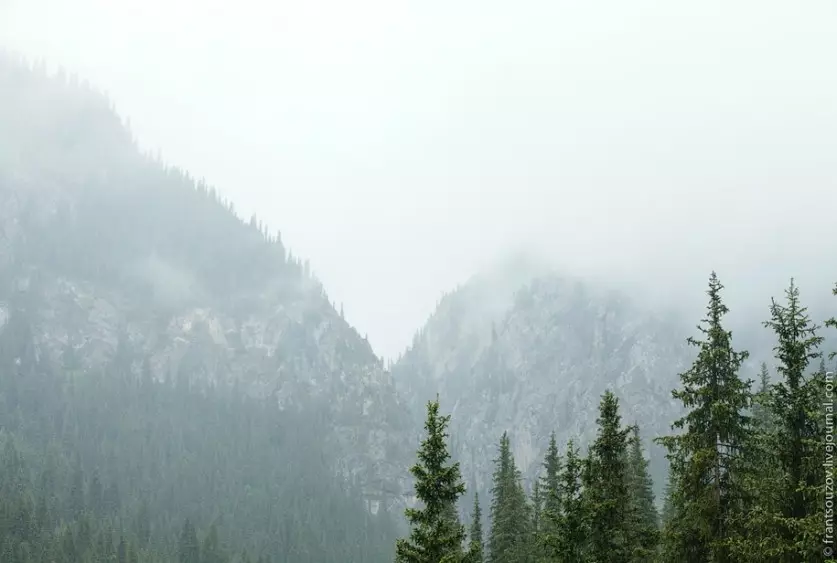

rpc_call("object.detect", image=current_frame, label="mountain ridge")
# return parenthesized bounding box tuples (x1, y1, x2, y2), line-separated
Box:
(0, 54, 413, 515)
(5, 52, 832, 538)
(392, 269, 695, 508)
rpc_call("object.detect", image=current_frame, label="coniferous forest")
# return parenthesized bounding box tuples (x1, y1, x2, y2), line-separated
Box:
(0, 305, 398, 563)
(4, 270, 833, 563)
(0, 56, 835, 563)
(394, 274, 837, 563)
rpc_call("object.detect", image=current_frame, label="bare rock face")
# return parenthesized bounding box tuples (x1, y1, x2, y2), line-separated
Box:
(393, 268, 692, 509)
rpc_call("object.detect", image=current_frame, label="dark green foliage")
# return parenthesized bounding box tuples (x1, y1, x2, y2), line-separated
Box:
(1, 55, 398, 562)
(539, 433, 561, 540)
(0, 312, 398, 563)
(625, 426, 659, 562)
(395, 397, 473, 563)
(529, 480, 543, 553)
(751, 362, 776, 434)
(6, 56, 837, 561)
(469, 493, 484, 563)
(540, 439, 585, 563)
(656, 272, 752, 562)
(582, 391, 632, 562)
(487, 432, 532, 563)
(734, 280, 826, 562)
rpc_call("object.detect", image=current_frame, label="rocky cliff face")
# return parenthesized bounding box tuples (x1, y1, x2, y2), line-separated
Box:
(393, 267, 693, 506)
(0, 56, 412, 513)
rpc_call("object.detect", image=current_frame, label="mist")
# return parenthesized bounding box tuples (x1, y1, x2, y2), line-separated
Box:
(2, 0, 835, 359)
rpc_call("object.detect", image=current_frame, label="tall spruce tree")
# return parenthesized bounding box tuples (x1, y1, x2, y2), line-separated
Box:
(751, 363, 774, 433)
(529, 480, 545, 561)
(530, 480, 542, 537)
(582, 390, 631, 563)
(541, 439, 586, 563)
(395, 397, 474, 563)
(752, 279, 825, 562)
(726, 360, 785, 563)
(469, 493, 484, 563)
(488, 432, 531, 563)
(625, 425, 659, 562)
(658, 465, 676, 529)
(656, 272, 752, 562)
(539, 432, 561, 539)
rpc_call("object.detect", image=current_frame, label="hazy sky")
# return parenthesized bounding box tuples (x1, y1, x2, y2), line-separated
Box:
(2, 0, 836, 359)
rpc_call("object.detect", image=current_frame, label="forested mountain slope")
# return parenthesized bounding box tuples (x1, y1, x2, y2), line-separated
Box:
(393, 267, 695, 506)
(0, 54, 409, 561)
(392, 259, 836, 539)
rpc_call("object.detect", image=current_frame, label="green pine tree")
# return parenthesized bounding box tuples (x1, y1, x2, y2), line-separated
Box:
(751, 362, 775, 433)
(748, 279, 825, 562)
(488, 432, 532, 563)
(624, 425, 659, 562)
(582, 391, 631, 563)
(469, 492, 484, 563)
(539, 432, 561, 541)
(530, 479, 544, 561)
(541, 438, 586, 563)
(655, 465, 705, 563)
(531, 480, 542, 536)
(395, 397, 473, 563)
(656, 272, 752, 562)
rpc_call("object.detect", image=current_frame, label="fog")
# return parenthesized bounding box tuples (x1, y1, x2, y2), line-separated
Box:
(2, 0, 835, 359)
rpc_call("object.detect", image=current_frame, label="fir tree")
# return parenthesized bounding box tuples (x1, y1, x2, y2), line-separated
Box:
(539, 432, 561, 539)
(583, 390, 631, 563)
(541, 439, 586, 563)
(529, 479, 544, 560)
(656, 466, 704, 563)
(624, 425, 659, 561)
(751, 362, 774, 433)
(752, 279, 825, 562)
(395, 397, 473, 563)
(488, 432, 532, 563)
(659, 466, 677, 530)
(656, 272, 752, 562)
(469, 492, 484, 563)
(530, 480, 542, 535)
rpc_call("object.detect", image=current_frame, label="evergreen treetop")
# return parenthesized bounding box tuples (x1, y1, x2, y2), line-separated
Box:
(395, 397, 474, 563)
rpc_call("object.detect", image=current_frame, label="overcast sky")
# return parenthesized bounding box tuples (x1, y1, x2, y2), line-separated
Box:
(2, 0, 835, 359)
